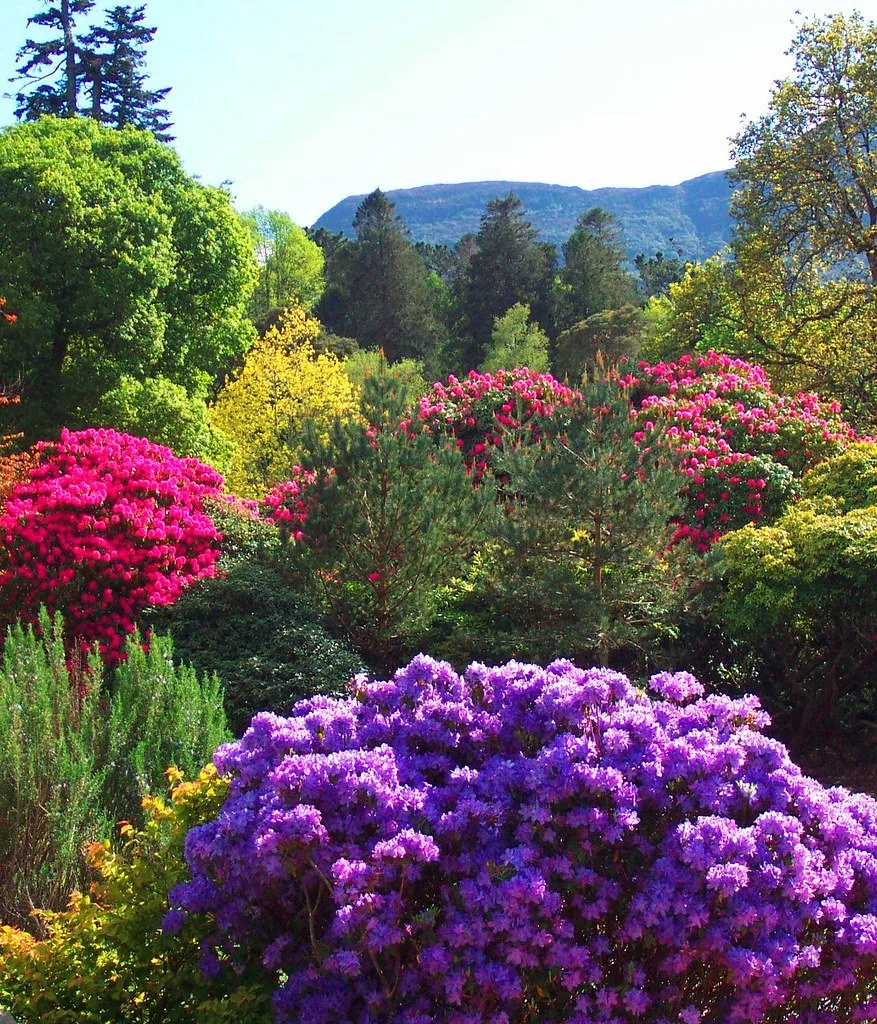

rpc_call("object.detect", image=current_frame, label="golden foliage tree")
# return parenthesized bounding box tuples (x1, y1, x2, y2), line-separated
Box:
(211, 306, 357, 498)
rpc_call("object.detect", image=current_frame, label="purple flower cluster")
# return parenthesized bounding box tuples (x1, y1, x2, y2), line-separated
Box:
(169, 656, 877, 1023)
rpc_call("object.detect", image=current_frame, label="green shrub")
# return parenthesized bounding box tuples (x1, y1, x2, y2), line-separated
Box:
(0, 612, 228, 931)
(0, 765, 272, 1023)
(0, 615, 109, 931)
(145, 562, 364, 734)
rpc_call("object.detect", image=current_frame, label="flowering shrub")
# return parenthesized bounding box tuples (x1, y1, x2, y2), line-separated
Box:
(0, 429, 224, 661)
(171, 656, 877, 1023)
(260, 469, 316, 542)
(416, 367, 579, 479)
(0, 764, 272, 1023)
(626, 351, 860, 549)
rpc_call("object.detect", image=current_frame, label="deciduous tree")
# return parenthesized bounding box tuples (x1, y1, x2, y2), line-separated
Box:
(0, 117, 257, 438)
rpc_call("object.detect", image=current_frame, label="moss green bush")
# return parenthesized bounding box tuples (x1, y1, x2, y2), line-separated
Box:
(146, 562, 364, 734)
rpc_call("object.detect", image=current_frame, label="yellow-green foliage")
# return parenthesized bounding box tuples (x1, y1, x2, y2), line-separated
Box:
(343, 349, 429, 407)
(211, 304, 357, 497)
(715, 454, 877, 641)
(482, 302, 550, 373)
(0, 764, 272, 1024)
(802, 442, 877, 510)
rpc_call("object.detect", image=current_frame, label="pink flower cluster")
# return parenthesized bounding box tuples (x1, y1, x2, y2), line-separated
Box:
(415, 368, 579, 479)
(260, 469, 318, 542)
(0, 429, 224, 661)
(627, 352, 860, 550)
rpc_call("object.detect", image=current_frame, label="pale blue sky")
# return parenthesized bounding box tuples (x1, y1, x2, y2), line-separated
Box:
(0, 0, 851, 225)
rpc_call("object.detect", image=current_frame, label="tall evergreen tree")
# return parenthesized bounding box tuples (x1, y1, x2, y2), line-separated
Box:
(322, 190, 439, 362)
(462, 194, 555, 367)
(78, 5, 173, 140)
(11, 0, 94, 120)
(555, 208, 639, 332)
(11, 2, 172, 140)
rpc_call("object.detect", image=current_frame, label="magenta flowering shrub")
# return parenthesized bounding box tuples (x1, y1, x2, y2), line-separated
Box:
(260, 469, 316, 541)
(169, 656, 877, 1023)
(626, 352, 860, 549)
(415, 368, 579, 479)
(0, 428, 223, 661)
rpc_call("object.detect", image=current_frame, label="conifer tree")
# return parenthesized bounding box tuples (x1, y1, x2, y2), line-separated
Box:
(78, 5, 173, 140)
(289, 369, 495, 668)
(11, 0, 94, 119)
(462, 194, 555, 367)
(554, 207, 639, 332)
(492, 370, 681, 665)
(11, 1, 172, 140)
(322, 190, 439, 362)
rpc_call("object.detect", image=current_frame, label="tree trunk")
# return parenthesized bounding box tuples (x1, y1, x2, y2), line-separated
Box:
(61, 0, 78, 116)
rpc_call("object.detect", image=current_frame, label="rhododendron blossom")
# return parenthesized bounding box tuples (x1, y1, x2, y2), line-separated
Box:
(416, 367, 579, 479)
(628, 352, 860, 549)
(0, 429, 223, 661)
(170, 656, 877, 1023)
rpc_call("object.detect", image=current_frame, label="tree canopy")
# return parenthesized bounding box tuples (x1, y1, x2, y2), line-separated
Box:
(319, 189, 440, 362)
(555, 207, 639, 332)
(462, 194, 555, 367)
(0, 116, 257, 438)
(243, 207, 326, 330)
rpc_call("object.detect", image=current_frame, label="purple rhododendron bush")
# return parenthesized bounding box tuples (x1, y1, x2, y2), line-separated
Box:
(168, 656, 877, 1024)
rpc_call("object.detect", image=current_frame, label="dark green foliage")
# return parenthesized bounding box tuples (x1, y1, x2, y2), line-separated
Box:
(77, 5, 173, 140)
(553, 305, 646, 382)
(289, 371, 495, 670)
(11, 0, 94, 119)
(424, 374, 682, 670)
(146, 563, 364, 736)
(12, 1, 172, 138)
(462, 194, 555, 366)
(0, 612, 228, 931)
(554, 208, 640, 332)
(635, 247, 687, 297)
(318, 189, 441, 362)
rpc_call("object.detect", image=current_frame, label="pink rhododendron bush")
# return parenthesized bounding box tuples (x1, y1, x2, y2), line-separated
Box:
(0, 428, 224, 661)
(169, 656, 877, 1024)
(409, 360, 860, 552)
(628, 352, 860, 549)
(415, 367, 579, 479)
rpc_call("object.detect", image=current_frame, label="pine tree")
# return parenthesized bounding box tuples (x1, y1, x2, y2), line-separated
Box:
(324, 190, 440, 362)
(11, 0, 94, 120)
(11, 2, 172, 141)
(78, 5, 173, 140)
(462, 194, 555, 367)
(290, 369, 495, 668)
(554, 208, 639, 332)
(492, 370, 682, 666)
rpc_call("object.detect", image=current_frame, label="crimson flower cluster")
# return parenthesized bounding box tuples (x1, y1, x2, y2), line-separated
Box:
(415, 368, 579, 479)
(260, 469, 316, 542)
(170, 656, 877, 1023)
(627, 352, 860, 549)
(0, 428, 223, 661)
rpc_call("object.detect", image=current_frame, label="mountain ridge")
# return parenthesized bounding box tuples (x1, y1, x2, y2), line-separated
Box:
(314, 170, 734, 263)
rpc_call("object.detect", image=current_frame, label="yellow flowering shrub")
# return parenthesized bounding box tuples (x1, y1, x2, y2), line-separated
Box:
(0, 764, 272, 1023)
(211, 305, 357, 497)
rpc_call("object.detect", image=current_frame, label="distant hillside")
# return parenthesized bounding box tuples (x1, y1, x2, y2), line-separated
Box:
(314, 171, 733, 263)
